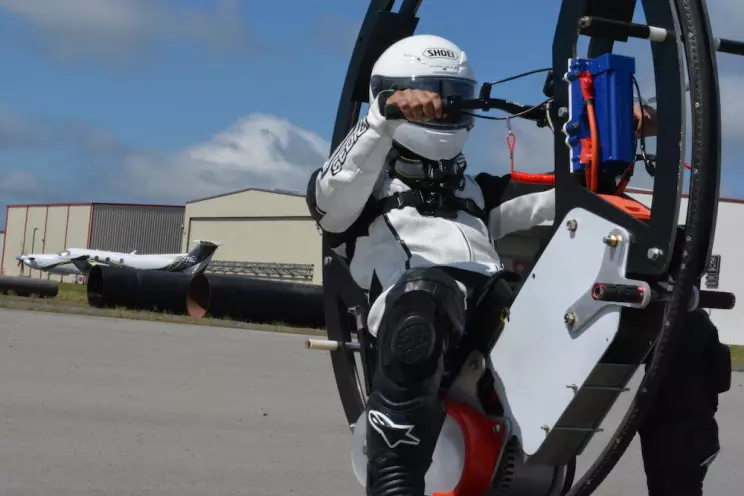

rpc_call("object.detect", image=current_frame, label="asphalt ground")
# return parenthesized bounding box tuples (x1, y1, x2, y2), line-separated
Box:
(0, 308, 741, 495)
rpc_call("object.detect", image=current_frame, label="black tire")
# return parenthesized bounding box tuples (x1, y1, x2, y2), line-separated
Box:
(564, 0, 721, 494)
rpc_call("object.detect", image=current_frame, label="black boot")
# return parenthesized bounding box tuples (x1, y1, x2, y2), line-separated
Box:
(365, 299, 451, 496)
(365, 389, 446, 496)
(364, 267, 467, 496)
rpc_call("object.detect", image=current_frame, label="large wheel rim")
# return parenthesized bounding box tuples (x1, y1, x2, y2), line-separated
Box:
(320, 0, 723, 493)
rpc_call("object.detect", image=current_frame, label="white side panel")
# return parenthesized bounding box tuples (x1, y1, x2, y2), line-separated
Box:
(489, 208, 629, 456)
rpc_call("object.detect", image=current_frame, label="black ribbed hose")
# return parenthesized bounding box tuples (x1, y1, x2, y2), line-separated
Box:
(369, 462, 425, 496)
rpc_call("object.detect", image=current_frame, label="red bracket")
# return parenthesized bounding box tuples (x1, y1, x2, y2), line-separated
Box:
(433, 400, 509, 496)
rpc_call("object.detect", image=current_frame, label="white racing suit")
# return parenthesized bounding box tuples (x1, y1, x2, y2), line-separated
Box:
(307, 99, 555, 336)
(306, 98, 554, 496)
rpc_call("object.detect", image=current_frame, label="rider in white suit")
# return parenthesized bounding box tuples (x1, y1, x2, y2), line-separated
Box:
(306, 34, 554, 496)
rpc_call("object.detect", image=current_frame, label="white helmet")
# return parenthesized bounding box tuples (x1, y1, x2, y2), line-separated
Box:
(369, 34, 477, 161)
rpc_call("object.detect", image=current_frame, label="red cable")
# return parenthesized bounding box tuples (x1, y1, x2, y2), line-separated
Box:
(586, 102, 600, 192)
(578, 72, 600, 193)
(512, 171, 557, 185)
(506, 121, 556, 185)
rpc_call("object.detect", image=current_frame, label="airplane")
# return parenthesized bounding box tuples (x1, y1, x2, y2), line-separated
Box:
(16, 240, 221, 276)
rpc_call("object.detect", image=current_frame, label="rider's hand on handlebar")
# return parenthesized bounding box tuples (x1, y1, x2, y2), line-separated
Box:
(634, 103, 658, 138)
(386, 89, 444, 122)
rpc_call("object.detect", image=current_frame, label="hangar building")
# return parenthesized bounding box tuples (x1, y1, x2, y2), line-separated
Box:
(1, 202, 184, 281)
(182, 188, 321, 284)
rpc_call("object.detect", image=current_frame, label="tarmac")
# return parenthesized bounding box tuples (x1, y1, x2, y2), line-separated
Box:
(0, 308, 740, 495)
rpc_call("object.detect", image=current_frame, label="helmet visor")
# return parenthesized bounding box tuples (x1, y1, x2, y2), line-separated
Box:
(370, 75, 476, 130)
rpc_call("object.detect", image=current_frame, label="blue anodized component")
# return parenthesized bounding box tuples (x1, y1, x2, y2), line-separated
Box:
(563, 53, 637, 179)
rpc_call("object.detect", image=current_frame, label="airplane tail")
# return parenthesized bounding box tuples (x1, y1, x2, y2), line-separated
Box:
(162, 240, 222, 274)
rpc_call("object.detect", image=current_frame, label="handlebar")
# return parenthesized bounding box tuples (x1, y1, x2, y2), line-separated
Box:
(383, 95, 550, 125)
(716, 37, 744, 56)
(383, 103, 406, 120)
(653, 285, 736, 311)
(698, 289, 736, 310)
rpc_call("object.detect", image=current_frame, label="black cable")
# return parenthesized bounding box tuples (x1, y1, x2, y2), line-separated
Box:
(486, 67, 552, 86)
(632, 75, 655, 177)
(471, 66, 555, 126)
(616, 77, 647, 189)
(462, 97, 554, 121)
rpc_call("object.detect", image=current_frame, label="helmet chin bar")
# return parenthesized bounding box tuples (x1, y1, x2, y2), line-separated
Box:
(313, 0, 738, 495)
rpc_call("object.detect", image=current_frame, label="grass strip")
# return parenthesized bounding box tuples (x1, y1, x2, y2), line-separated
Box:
(0, 293, 325, 337)
(3, 282, 743, 369)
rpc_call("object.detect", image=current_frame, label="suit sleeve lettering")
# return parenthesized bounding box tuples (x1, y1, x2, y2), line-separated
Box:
(306, 98, 401, 233)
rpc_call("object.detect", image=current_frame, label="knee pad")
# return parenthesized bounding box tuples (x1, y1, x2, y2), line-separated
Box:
(385, 267, 468, 333)
(375, 268, 467, 395)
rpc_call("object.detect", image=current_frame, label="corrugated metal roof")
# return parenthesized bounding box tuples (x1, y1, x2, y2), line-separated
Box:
(90, 204, 184, 253)
(187, 187, 305, 204)
(6, 202, 183, 208)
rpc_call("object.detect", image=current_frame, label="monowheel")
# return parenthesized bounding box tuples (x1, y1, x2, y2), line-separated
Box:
(304, 0, 743, 494)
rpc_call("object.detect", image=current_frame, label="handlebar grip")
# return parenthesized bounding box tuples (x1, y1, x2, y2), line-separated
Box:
(383, 104, 405, 120)
(698, 290, 736, 310)
(717, 37, 744, 56)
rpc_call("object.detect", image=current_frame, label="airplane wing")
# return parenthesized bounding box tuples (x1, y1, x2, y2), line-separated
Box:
(69, 255, 94, 275)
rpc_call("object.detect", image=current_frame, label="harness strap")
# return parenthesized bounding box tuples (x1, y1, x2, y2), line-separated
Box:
(370, 190, 487, 220)
(335, 190, 488, 262)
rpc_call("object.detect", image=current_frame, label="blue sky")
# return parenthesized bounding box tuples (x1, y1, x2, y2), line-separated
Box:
(1, 0, 743, 230)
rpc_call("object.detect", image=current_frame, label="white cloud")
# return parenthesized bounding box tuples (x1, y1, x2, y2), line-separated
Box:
(0, 104, 122, 154)
(113, 114, 331, 203)
(0, 0, 250, 64)
(0, 169, 51, 195)
(0, 104, 330, 204)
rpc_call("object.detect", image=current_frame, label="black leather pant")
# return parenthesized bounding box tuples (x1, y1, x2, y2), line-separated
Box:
(364, 266, 512, 496)
(638, 309, 730, 496)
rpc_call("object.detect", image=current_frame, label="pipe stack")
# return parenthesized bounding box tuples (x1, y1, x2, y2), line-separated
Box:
(87, 265, 205, 315)
(0, 276, 59, 298)
(187, 274, 325, 328)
